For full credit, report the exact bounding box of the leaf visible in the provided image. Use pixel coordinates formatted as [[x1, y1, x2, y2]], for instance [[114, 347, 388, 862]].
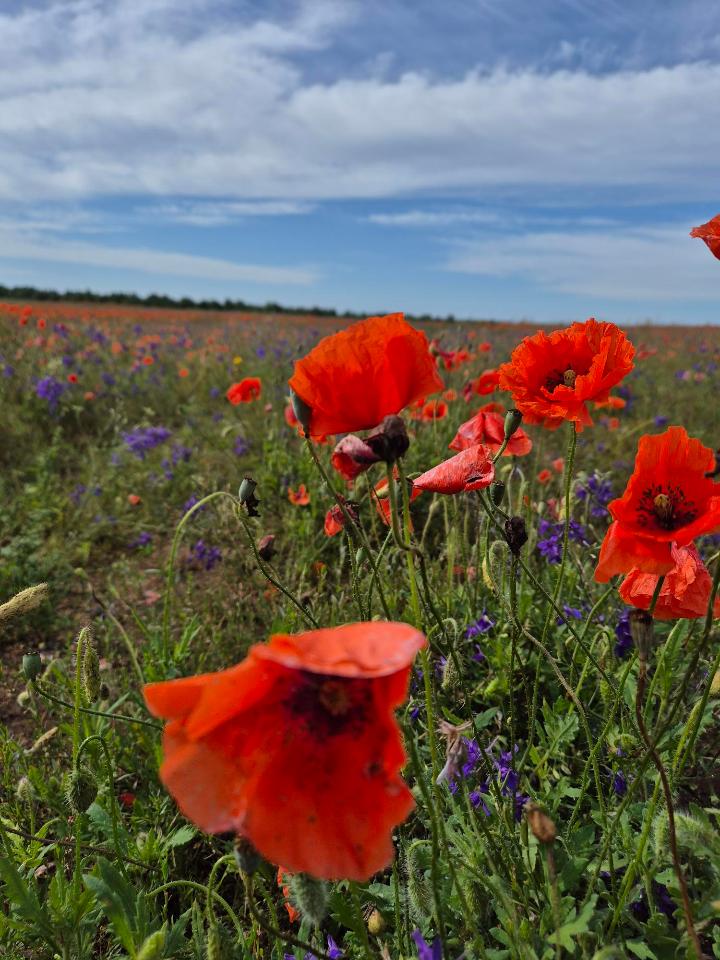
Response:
[[165, 825, 197, 849], [627, 941, 657, 959]]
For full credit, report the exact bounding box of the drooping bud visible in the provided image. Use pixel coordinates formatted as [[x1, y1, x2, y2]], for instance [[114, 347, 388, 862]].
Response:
[[64, 765, 98, 813], [331, 435, 382, 480], [257, 534, 276, 562], [367, 909, 386, 935], [490, 480, 506, 506], [290, 389, 313, 437], [525, 803, 557, 845], [366, 415, 410, 463], [0, 583, 49, 623], [233, 836, 262, 875], [504, 516, 528, 556], [80, 629, 101, 702], [503, 408, 523, 441], [629, 609, 654, 661], [288, 873, 328, 926], [22, 650, 42, 682]]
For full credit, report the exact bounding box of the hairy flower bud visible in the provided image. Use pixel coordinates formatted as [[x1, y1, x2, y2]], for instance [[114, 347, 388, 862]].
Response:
[[289, 873, 328, 926], [233, 836, 262, 875], [16, 776, 36, 805], [490, 480, 506, 507], [65, 765, 98, 814], [136, 930, 166, 960], [504, 408, 523, 440], [504, 516, 528, 556], [80, 629, 101, 702], [22, 650, 42, 682], [0, 583, 49, 623]]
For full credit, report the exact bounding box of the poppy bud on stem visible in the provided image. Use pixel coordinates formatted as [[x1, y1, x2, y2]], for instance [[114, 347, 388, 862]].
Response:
[[492, 409, 523, 461], [504, 516, 528, 556], [289, 389, 313, 437]]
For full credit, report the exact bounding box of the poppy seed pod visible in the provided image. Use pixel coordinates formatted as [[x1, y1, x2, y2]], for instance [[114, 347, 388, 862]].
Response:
[[238, 477, 257, 503], [289, 873, 328, 926], [22, 650, 42, 682], [504, 408, 523, 440], [289, 389, 313, 436], [504, 516, 528, 556], [629, 609, 654, 661], [257, 534, 276, 562], [490, 480, 506, 506]]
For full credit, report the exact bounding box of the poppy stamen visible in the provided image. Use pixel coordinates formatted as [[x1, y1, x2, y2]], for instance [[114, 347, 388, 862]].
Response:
[[563, 368, 577, 388], [653, 493, 673, 524]]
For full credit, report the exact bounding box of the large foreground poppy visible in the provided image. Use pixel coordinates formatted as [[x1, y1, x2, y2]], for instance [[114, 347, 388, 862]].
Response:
[[144, 622, 425, 880], [619, 544, 720, 620], [497, 319, 634, 431], [449, 409, 532, 457], [414, 444, 495, 494], [289, 313, 444, 438], [690, 214, 720, 260], [595, 426, 720, 581]]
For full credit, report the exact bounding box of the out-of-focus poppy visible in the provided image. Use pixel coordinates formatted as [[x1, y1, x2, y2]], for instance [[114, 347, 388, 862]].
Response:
[[374, 477, 422, 527], [142, 355, 154, 366], [595, 426, 720, 581], [420, 400, 448, 421], [690, 214, 720, 260], [551, 458, 564, 473], [128, 494, 142, 506], [277, 867, 299, 923], [449, 410, 532, 457], [227, 378, 262, 404], [498, 319, 634, 431], [537, 469, 552, 485], [443, 389, 457, 402], [144, 621, 426, 880], [470, 369, 501, 396], [414, 444, 494, 495], [324, 498, 359, 536], [67, 373, 78, 384], [179, 368, 189, 378], [289, 313, 444, 438], [288, 484, 310, 506], [619, 543, 720, 620], [478, 342, 492, 353]]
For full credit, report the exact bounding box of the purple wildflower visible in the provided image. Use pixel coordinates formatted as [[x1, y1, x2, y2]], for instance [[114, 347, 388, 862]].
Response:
[[465, 612, 495, 638], [233, 435, 250, 456], [36, 375, 65, 410], [129, 532, 152, 549], [614, 609, 633, 658], [186, 539, 222, 571], [411, 930, 442, 960], [122, 426, 172, 459]]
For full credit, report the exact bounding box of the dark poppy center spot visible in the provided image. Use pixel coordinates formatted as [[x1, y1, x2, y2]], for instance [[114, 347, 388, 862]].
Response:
[[545, 366, 580, 392], [284, 672, 370, 738], [636, 485, 697, 531]]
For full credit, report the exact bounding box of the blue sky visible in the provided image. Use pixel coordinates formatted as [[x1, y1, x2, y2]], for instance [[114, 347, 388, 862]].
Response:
[[1, 0, 719, 324]]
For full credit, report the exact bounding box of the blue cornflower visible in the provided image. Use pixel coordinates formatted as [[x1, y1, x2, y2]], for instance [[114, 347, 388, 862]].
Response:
[[614, 609, 633, 658], [411, 930, 442, 960], [36, 375, 65, 410], [122, 426, 172, 459], [537, 519, 589, 564], [465, 612, 496, 637]]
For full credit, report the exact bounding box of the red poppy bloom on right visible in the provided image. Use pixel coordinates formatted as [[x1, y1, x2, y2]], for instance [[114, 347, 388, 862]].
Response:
[[595, 427, 720, 582], [619, 544, 720, 620], [690, 213, 720, 260], [497, 319, 634, 431]]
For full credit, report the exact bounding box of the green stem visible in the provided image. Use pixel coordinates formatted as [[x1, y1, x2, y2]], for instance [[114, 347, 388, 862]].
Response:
[[77, 734, 128, 880], [33, 683, 162, 730]]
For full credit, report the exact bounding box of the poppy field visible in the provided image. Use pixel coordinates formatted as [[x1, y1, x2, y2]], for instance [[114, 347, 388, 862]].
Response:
[[1, 292, 720, 960]]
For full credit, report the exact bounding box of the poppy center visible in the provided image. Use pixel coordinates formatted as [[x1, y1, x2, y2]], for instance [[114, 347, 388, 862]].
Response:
[[285, 672, 370, 739], [635, 485, 697, 531], [544, 366, 580, 392], [562, 368, 577, 388]]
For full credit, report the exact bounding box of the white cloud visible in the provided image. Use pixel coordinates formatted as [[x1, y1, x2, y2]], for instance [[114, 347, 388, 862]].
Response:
[[367, 209, 499, 227], [446, 225, 720, 301], [141, 200, 315, 226], [0, 230, 317, 286], [0, 2, 719, 202]]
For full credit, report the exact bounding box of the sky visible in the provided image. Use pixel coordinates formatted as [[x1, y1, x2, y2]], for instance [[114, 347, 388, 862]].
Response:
[[1, 0, 719, 324]]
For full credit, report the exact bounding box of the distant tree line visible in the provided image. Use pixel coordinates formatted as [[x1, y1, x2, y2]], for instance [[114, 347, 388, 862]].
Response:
[[0, 283, 466, 324]]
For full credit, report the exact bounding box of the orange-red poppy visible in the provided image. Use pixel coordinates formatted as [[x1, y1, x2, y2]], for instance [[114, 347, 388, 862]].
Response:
[[128, 494, 142, 506], [619, 544, 720, 620], [595, 427, 720, 581], [551, 458, 564, 473], [414, 444, 494, 495], [498, 319, 634, 431], [227, 378, 262, 404], [144, 622, 426, 879], [449, 410, 532, 457], [289, 313, 444, 438], [277, 868, 299, 923], [142, 355, 154, 366], [179, 368, 189, 378], [470, 369, 501, 396], [537, 469, 552, 485], [690, 214, 720, 260], [420, 400, 448, 421], [288, 484, 310, 506]]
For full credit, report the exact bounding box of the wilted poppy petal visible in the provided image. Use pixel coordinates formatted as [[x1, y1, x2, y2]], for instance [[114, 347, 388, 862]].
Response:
[[619, 544, 720, 620], [690, 214, 720, 260], [414, 444, 495, 495]]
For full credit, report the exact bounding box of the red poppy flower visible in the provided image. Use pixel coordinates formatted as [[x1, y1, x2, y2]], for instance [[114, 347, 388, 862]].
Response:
[[179, 368, 189, 378], [374, 478, 422, 526], [471, 369, 501, 396], [420, 400, 448, 421], [619, 544, 720, 620], [277, 867, 299, 923], [144, 622, 426, 880], [551, 458, 564, 473], [478, 342, 492, 353], [449, 410, 532, 457], [595, 427, 720, 581], [143, 355, 154, 366], [227, 378, 262, 404], [537, 469, 552, 485], [414, 444, 495, 495], [288, 484, 310, 506], [67, 373, 78, 384], [324, 498, 359, 536], [289, 313, 444, 438], [498, 319, 635, 431], [690, 214, 720, 260], [128, 494, 142, 506]]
